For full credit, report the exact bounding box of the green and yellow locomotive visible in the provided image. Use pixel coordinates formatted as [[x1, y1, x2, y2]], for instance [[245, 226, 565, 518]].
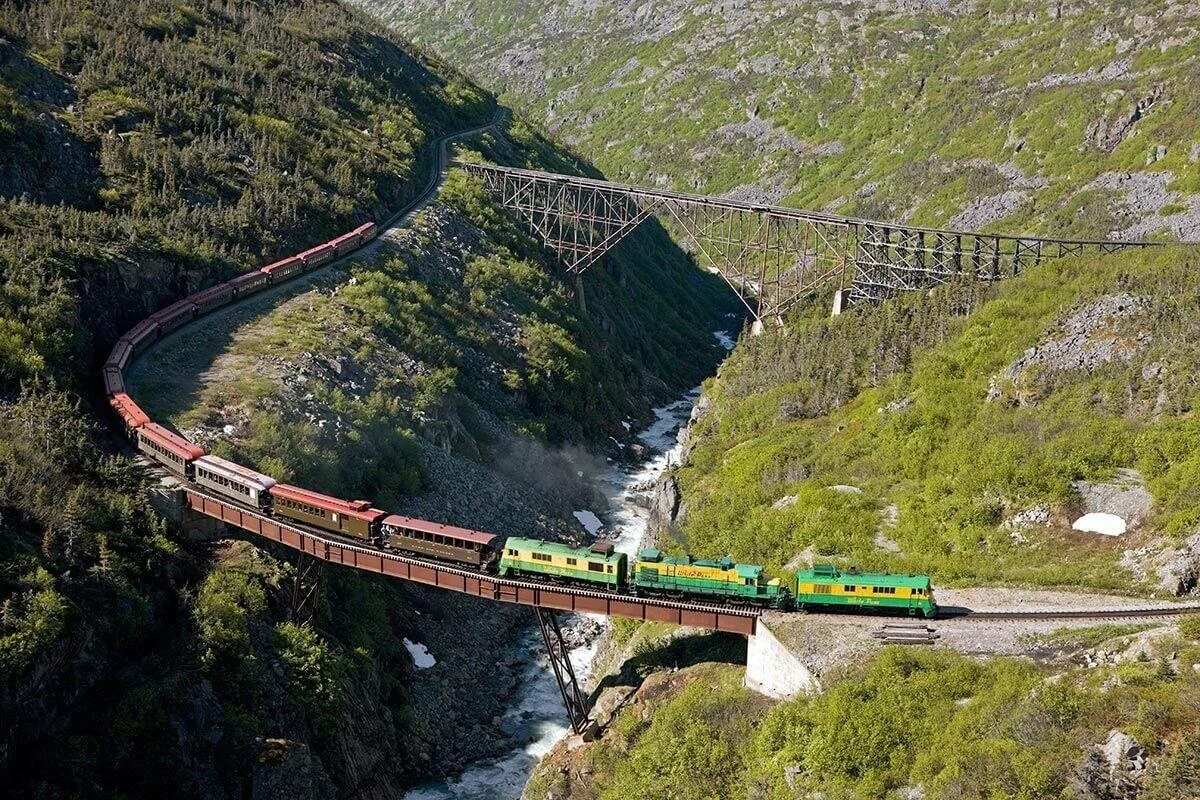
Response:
[[495, 536, 937, 618], [793, 563, 936, 617], [633, 549, 788, 608], [499, 537, 627, 587]]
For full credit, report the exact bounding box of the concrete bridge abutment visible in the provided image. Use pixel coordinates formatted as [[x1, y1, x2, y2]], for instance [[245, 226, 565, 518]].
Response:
[[744, 618, 820, 700]]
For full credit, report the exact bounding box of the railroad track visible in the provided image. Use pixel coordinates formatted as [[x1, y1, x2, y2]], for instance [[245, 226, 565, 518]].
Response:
[[940, 604, 1200, 622]]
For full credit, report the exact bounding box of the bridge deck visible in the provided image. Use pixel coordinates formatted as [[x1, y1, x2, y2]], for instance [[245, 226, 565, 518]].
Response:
[[186, 488, 759, 635]]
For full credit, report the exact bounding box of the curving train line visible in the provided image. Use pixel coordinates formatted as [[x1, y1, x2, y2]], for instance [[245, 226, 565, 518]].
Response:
[[104, 110, 1200, 637]]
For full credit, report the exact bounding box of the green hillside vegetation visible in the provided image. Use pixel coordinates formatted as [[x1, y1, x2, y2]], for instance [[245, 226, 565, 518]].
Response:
[[670, 246, 1200, 589], [381, 0, 1200, 242], [0, 1, 607, 796], [128, 162, 736, 508], [530, 631, 1200, 800], [0, 0, 488, 388]]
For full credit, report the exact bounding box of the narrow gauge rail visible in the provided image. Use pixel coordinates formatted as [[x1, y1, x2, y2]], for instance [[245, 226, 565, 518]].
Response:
[[947, 605, 1200, 622]]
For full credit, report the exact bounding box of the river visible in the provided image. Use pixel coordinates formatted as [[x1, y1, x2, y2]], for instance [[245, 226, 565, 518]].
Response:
[[402, 331, 733, 800]]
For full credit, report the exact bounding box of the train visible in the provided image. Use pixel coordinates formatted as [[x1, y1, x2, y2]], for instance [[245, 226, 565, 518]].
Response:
[[500, 540, 936, 616], [103, 217, 938, 619]]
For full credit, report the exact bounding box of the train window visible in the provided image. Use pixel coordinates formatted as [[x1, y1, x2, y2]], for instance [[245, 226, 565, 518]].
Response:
[[587, 562, 604, 572], [507, 549, 518, 556], [844, 585, 855, 593], [566, 558, 576, 566], [607, 566, 613, 573], [532, 552, 552, 562]]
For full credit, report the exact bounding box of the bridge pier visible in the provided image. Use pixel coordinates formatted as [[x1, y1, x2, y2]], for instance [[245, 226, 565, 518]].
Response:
[[290, 551, 325, 625], [743, 618, 820, 700], [830, 288, 846, 317], [534, 607, 595, 738], [149, 476, 229, 539]]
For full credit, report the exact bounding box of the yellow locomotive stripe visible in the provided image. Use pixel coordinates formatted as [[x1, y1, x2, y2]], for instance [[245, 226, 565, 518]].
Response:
[[647, 564, 739, 581]]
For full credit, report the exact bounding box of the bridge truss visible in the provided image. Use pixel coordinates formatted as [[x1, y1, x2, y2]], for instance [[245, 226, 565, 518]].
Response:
[[457, 161, 1157, 321]]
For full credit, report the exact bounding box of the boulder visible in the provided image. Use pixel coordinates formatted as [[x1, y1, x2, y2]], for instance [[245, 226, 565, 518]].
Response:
[[1157, 531, 1200, 595], [1074, 730, 1148, 800], [1073, 473, 1153, 530]]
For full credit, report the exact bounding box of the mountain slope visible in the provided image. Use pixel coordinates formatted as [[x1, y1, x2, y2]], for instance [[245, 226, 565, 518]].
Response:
[[367, 0, 1200, 241], [0, 2, 740, 797]]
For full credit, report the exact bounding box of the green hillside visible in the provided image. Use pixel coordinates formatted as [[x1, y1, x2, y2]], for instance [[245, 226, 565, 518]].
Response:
[[675, 245, 1200, 590], [372, 0, 1200, 241], [370, 0, 1200, 591], [0, 1, 735, 796]]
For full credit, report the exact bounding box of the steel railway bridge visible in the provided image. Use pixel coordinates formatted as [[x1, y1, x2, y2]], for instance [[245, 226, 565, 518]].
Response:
[[455, 161, 1160, 322]]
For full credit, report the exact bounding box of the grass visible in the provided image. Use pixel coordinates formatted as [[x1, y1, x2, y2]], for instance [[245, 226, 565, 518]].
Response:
[[539, 644, 1200, 800]]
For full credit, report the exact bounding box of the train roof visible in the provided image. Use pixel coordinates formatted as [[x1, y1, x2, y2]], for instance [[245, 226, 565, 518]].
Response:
[[268, 483, 385, 522], [262, 256, 301, 273], [382, 514, 497, 546], [191, 283, 232, 301], [504, 536, 626, 563], [140, 423, 205, 460], [229, 270, 269, 286], [108, 392, 150, 426], [194, 455, 277, 491], [797, 563, 932, 588], [638, 549, 762, 579], [149, 298, 196, 322]]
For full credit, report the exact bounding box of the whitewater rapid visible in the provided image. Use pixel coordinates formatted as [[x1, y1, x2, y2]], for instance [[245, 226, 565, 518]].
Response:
[[402, 330, 733, 799]]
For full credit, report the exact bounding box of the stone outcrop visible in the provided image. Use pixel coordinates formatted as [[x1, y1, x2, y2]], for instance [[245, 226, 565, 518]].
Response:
[[1156, 531, 1200, 595], [1074, 730, 1148, 800], [988, 295, 1152, 406]]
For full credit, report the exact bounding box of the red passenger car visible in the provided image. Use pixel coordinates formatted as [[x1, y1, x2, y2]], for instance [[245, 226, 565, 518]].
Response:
[[262, 256, 304, 281], [381, 514, 498, 567], [137, 422, 205, 477], [298, 243, 334, 267], [190, 283, 233, 315], [268, 483, 385, 540], [150, 299, 197, 334], [124, 319, 161, 356], [229, 270, 270, 296]]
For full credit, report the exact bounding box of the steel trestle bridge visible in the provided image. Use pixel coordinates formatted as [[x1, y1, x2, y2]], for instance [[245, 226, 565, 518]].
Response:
[[456, 161, 1161, 321]]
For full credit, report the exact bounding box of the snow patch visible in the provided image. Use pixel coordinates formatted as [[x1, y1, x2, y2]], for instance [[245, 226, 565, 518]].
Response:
[[1072, 513, 1128, 537], [403, 638, 437, 669], [573, 510, 603, 536]]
